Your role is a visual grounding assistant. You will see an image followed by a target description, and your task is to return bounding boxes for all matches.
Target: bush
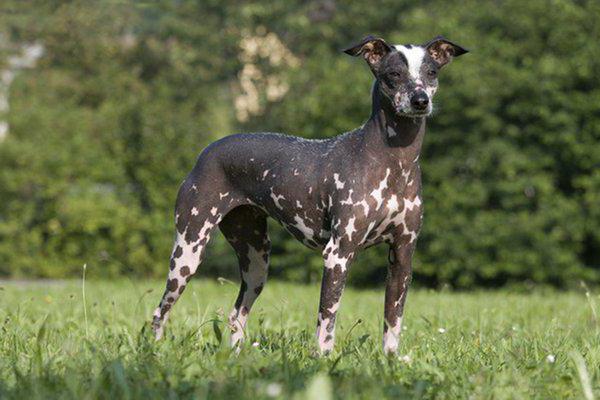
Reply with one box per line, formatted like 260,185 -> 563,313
0,0 -> 598,288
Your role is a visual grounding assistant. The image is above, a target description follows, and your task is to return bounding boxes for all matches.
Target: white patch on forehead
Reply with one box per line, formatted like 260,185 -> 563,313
395,45 -> 426,82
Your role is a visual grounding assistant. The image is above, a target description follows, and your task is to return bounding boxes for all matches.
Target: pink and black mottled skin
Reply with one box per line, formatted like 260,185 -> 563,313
151,35 -> 468,355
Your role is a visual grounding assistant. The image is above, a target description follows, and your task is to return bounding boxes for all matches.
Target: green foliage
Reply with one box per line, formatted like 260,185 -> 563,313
0,279 -> 599,398
0,0 -> 599,288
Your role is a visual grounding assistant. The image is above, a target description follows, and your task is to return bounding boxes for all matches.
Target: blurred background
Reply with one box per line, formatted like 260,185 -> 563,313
0,0 -> 598,289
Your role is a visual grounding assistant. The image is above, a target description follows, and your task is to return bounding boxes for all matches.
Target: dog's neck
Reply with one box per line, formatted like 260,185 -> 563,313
363,80 -> 426,160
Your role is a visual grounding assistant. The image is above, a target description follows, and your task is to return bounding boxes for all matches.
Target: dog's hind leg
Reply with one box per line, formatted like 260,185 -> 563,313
219,205 -> 271,348
151,184 -> 226,340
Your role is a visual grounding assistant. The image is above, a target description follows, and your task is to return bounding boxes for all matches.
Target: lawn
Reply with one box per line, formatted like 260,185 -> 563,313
0,278 -> 598,399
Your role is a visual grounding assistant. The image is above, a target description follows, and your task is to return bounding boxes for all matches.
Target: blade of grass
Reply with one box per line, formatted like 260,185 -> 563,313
570,350 -> 595,400
82,263 -> 88,339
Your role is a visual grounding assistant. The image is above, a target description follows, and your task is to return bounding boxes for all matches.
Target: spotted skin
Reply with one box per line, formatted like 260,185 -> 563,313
151,35 -> 467,355
219,205 -> 271,348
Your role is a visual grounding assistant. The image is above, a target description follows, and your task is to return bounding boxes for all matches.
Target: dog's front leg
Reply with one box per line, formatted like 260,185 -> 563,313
316,236 -> 355,354
382,241 -> 414,355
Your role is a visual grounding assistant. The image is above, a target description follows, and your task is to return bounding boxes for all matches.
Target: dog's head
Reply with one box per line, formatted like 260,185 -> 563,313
343,35 -> 468,117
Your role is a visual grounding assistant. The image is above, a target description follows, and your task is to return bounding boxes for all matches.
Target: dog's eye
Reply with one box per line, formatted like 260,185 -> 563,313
427,70 -> 437,78
388,71 -> 402,79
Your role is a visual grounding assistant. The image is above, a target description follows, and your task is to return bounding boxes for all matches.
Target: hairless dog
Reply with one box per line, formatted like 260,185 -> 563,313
152,35 -> 468,354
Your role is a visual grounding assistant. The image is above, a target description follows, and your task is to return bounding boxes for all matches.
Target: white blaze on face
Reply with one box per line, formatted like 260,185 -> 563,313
393,45 -> 437,115
394,45 -> 426,83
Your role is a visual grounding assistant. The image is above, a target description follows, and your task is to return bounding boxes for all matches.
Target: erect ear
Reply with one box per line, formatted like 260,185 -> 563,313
342,35 -> 393,71
424,35 -> 468,67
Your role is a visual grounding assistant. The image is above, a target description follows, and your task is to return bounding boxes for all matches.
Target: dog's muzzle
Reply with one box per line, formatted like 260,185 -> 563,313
410,90 -> 429,112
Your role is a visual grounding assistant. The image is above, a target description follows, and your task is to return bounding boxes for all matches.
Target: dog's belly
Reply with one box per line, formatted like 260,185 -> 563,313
255,193 -> 330,250
279,215 -> 330,249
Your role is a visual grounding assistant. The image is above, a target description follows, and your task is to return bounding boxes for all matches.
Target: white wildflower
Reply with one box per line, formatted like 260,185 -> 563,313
266,382 -> 282,397
438,328 -> 446,334
546,354 -> 556,363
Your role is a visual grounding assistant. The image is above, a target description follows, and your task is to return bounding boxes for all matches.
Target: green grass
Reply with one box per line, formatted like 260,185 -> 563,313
0,279 -> 598,399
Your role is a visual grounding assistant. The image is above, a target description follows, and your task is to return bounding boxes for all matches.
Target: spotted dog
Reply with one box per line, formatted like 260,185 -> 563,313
152,35 -> 468,355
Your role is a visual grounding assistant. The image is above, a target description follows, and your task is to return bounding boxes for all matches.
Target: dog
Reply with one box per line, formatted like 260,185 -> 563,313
151,35 -> 468,354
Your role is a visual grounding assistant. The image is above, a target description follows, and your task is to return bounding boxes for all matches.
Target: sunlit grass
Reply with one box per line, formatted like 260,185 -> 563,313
0,279 -> 598,399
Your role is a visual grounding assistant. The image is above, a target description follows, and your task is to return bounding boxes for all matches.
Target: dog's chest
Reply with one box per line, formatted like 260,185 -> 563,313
332,164 -> 422,247
265,161 -> 422,250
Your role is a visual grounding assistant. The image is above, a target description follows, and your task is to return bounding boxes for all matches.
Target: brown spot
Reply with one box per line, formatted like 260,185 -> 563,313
324,334 -> 333,342
169,259 -> 175,271
180,266 -> 191,277
254,284 -> 264,295
167,279 -> 179,292
167,297 -> 175,303
173,245 -> 183,258
240,258 -> 250,273
178,286 -> 185,295
326,318 -> 335,332
160,303 -> 171,317
241,306 -> 249,316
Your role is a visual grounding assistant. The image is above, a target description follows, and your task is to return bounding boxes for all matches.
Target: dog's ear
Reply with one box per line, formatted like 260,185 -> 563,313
343,35 -> 393,71
424,36 -> 468,67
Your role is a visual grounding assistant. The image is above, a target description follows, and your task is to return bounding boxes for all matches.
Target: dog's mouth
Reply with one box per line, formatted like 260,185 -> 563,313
397,109 -> 431,118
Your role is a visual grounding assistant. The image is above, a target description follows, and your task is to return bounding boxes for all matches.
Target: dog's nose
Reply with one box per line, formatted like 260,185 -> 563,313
410,92 -> 429,111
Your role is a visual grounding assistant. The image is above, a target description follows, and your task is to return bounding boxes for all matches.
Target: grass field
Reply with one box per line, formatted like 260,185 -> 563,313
0,278 -> 598,399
